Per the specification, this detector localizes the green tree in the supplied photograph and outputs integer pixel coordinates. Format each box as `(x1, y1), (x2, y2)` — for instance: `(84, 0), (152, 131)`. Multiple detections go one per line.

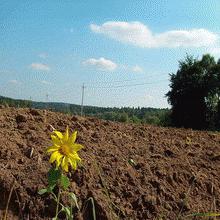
(143, 114), (160, 125)
(130, 115), (140, 124)
(210, 60), (220, 128)
(118, 112), (129, 122)
(166, 54), (220, 129)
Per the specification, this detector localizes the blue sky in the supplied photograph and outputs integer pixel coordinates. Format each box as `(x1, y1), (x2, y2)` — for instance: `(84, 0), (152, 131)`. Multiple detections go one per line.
(0, 0), (220, 108)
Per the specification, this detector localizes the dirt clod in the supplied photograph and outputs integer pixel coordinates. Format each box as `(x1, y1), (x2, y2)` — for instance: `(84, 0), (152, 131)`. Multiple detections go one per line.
(16, 114), (27, 123)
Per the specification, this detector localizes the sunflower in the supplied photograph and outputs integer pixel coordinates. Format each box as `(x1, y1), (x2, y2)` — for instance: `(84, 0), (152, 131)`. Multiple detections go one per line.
(47, 127), (83, 172)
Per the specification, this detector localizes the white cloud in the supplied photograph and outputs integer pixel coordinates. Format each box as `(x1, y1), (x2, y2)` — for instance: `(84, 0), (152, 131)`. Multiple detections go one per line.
(90, 21), (218, 48)
(39, 53), (48, 59)
(83, 57), (117, 71)
(132, 65), (143, 73)
(30, 63), (50, 71)
(40, 80), (52, 85)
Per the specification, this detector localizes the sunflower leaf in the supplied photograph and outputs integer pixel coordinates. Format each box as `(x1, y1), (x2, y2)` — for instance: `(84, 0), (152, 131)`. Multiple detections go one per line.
(38, 188), (48, 195)
(47, 184), (56, 193)
(188, 212), (220, 217)
(48, 168), (61, 186)
(63, 206), (71, 218)
(60, 174), (70, 190)
(69, 192), (79, 209)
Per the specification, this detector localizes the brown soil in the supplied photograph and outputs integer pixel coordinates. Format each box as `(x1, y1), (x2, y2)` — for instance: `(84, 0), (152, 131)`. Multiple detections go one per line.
(0, 106), (220, 220)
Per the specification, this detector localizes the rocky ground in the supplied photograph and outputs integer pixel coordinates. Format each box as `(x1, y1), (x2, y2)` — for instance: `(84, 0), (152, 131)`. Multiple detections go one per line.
(0, 106), (220, 220)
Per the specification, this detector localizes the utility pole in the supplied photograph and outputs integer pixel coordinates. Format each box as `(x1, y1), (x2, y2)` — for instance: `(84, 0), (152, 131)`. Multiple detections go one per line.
(81, 83), (85, 116)
(46, 93), (49, 102)
(46, 93), (49, 110)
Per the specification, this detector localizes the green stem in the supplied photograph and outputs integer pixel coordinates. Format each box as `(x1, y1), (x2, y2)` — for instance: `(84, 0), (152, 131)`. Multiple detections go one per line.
(51, 192), (57, 201)
(55, 187), (61, 219)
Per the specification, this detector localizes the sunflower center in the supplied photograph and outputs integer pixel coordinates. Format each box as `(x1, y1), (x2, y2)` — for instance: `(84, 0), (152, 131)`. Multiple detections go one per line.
(59, 144), (71, 156)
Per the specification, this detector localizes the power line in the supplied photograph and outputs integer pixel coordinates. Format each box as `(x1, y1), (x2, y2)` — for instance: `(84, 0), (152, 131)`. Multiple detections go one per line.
(80, 83), (86, 116)
(47, 74), (169, 92)
(85, 72), (170, 85)
(88, 79), (168, 89)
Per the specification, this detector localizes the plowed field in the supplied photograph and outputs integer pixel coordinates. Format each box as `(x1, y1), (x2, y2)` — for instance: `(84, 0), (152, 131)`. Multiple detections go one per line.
(0, 106), (220, 219)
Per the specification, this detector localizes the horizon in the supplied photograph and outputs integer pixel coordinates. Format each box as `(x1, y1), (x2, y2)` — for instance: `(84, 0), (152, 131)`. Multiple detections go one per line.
(1, 1), (220, 108)
(0, 95), (170, 110)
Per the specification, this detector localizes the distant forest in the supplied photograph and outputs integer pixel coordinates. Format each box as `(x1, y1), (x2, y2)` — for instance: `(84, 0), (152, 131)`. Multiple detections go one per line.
(0, 95), (171, 126)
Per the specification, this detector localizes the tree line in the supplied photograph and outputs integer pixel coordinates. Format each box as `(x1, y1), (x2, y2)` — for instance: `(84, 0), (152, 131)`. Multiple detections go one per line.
(0, 96), (170, 126)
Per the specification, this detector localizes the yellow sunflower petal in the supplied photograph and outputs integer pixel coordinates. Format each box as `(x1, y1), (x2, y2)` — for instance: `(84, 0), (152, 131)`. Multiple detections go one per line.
(46, 145), (59, 153)
(61, 157), (69, 172)
(53, 130), (63, 139)
(69, 131), (77, 144)
(55, 153), (63, 168)
(69, 152), (81, 162)
(51, 135), (61, 145)
(72, 143), (83, 152)
(63, 126), (69, 141)
(68, 158), (77, 170)
(56, 156), (63, 168)
(49, 151), (61, 164)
